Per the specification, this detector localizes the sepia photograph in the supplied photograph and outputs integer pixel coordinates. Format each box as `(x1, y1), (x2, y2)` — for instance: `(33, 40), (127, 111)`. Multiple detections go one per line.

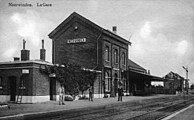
(0, 0), (194, 119)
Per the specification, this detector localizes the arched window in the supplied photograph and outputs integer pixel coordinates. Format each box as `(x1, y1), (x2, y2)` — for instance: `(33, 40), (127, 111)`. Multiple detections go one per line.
(105, 72), (111, 91)
(122, 52), (125, 65)
(121, 76), (126, 91)
(105, 46), (109, 61)
(123, 78), (126, 91)
(114, 49), (118, 64)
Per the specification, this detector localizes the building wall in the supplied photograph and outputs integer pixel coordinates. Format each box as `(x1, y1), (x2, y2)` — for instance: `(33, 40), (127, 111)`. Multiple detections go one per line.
(164, 80), (183, 90)
(0, 62), (52, 103)
(32, 67), (50, 96)
(102, 34), (128, 96)
(0, 68), (33, 95)
(53, 18), (102, 70)
(164, 72), (184, 92)
(93, 73), (102, 95)
(82, 73), (103, 98)
(51, 18), (106, 98)
(0, 67), (33, 102)
(51, 15), (129, 98)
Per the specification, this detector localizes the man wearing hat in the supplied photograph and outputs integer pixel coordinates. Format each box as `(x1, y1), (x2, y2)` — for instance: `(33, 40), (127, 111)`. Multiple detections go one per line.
(118, 81), (123, 101)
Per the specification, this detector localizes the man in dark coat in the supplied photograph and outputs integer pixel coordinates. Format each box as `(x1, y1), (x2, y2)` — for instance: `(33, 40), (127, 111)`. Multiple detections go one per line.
(118, 86), (123, 101)
(89, 86), (93, 101)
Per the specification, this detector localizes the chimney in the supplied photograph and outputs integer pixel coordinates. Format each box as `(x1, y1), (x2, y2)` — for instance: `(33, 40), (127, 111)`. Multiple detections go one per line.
(40, 39), (46, 61)
(112, 26), (117, 34)
(14, 57), (20, 61)
(148, 70), (150, 74)
(21, 39), (30, 61)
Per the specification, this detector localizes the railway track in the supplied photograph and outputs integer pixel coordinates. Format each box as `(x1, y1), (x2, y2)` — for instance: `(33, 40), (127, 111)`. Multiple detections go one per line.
(126, 98), (194, 120)
(36, 95), (194, 120)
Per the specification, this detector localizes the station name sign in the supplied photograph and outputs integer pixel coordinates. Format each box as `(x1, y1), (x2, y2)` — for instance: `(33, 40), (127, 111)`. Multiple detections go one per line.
(22, 69), (29, 74)
(67, 38), (86, 44)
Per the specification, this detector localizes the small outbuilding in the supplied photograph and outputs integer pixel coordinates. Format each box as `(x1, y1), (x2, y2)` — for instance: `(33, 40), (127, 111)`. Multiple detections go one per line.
(0, 40), (60, 103)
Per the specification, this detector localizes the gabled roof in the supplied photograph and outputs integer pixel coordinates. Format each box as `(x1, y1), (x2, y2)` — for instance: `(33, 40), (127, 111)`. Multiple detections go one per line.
(164, 71), (184, 80)
(127, 59), (164, 81)
(48, 12), (131, 45)
(128, 59), (146, 73)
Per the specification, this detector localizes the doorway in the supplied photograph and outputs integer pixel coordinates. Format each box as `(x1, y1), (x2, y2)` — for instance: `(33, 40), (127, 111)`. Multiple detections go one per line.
(9, 76), (17, 101)
(50, 78), (56, 100)
(114, 73), (118, 96)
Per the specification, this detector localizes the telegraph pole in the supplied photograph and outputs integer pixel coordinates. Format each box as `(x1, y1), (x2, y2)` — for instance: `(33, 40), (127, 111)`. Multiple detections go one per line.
(182, 66), (189, 94)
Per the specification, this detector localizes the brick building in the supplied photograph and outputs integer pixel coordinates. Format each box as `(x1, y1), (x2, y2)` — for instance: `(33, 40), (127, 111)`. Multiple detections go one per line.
(0, 40), (60, 103)
(164, 71), (184, 93)
(49, 12), (131, 98)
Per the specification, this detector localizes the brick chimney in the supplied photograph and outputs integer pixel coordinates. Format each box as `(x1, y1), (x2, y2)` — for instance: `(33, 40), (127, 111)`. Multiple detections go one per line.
(40, 39), (46, 61)
(21, 39), (30, 61)
(112, 26), (117, 34)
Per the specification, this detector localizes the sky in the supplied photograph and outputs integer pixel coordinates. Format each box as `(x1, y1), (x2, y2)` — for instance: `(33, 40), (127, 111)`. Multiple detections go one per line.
(0, 0), (194, 84)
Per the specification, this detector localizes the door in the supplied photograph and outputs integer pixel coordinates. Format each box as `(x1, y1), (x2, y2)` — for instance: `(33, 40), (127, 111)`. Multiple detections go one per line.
(9, 76), (17, 101)
(50, 78), (56, 100)
(114, 73), (118, 96)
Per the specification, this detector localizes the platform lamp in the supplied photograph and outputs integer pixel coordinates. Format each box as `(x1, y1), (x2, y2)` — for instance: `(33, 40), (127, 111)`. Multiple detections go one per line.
(182, 66), (189, 94)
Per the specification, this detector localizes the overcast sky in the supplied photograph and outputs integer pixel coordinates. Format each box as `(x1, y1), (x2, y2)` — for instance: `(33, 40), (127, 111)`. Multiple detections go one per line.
(0, 0), (194, 84)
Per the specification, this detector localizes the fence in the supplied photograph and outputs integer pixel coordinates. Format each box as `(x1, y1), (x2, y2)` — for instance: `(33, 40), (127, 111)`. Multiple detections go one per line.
(150, 88), (176, 94)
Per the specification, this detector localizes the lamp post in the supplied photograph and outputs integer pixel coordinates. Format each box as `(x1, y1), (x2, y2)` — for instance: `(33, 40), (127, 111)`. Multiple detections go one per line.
(182, 66), (189, 94)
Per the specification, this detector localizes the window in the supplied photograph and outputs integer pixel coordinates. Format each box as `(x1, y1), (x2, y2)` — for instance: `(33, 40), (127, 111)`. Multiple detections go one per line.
(0, 77), (3, 88)
(105, 46), (109, 61)
(121, 52), (125, 65)
(20, 75), (26, 89)
(105, 72), (111, 91)
(114, 49), (118, 64)
(123, 78), (126, 91)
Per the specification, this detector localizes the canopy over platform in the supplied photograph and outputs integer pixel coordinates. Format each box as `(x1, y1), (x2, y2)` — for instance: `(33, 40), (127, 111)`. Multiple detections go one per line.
(128, 70), (164, 82)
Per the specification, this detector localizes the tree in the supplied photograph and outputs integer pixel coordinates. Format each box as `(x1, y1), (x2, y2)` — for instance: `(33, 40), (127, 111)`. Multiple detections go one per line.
(50, 63), (97, 97)
(77, 70), (97, 96)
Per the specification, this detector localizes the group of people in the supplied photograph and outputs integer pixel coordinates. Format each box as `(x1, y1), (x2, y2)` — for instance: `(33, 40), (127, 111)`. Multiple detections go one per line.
(58, 84), (124, 105)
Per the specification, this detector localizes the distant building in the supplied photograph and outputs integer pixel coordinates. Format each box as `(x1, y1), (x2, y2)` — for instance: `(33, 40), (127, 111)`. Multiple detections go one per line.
(163, 71), (184, 93)
(49, 12), (131, 98)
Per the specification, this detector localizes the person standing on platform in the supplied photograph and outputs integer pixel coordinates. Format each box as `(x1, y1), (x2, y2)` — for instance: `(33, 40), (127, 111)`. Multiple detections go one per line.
(89, 86), (93, 101)
(118, 86), (123, 101)
(120, 87), (123, 101)
(58, 84), (65, 105)
(118, 87), (121, 101)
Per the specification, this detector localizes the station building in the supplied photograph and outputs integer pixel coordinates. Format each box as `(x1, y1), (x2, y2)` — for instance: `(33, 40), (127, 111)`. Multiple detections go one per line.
(48, 12), (131, 98)
(0, 12), (164, 103)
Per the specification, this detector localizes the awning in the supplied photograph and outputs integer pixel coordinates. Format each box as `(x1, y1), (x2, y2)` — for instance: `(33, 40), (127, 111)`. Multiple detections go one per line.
(128, 70), (164, 82)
